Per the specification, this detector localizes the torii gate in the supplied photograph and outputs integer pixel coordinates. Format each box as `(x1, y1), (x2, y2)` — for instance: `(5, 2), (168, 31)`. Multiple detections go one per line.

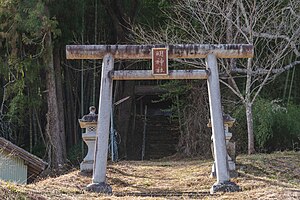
(66, 44), (253, 194)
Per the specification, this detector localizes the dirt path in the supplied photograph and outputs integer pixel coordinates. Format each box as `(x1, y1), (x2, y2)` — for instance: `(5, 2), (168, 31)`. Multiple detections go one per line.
(1, 151), (299, 199)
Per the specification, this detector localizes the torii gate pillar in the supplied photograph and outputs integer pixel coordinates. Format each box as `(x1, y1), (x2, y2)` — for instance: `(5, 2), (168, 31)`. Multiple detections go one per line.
(206, 54), (240, 193)
(86, 54), (114, 193)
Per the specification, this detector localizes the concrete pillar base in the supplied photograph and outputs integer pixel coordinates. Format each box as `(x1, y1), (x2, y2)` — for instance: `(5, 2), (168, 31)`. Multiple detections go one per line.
(210, 181), (241, 194)
(86, 182), (112, 194)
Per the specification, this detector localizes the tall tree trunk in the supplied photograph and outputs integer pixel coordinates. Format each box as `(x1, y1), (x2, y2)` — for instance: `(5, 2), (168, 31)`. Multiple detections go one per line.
(44, 31), (66, 168)
(93, 0), (98, 105)
(54, 45), (67, 160)
(29, 107), (33, 153)
(117, 80), (134, 158)
(65, 68), (75, 147)
(245, 102), (255, 154)
(226, 1), (236, 71)
(245, 57), (255, 154)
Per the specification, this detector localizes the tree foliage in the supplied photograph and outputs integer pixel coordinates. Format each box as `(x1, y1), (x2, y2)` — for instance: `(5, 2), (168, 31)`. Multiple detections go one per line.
(0, 0), (63, 165)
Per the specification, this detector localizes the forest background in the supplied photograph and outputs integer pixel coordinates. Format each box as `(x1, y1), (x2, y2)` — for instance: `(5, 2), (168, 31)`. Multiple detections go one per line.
(0, 0), (299, 170)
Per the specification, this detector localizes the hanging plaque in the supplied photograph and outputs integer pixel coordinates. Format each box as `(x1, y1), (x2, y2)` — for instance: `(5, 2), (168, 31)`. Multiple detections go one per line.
(152, 48), (168, 75)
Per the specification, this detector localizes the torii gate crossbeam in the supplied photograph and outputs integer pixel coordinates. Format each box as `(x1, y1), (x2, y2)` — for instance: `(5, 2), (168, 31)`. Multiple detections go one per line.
(66, 44), (253, 194)
(67, 44), (253, 59)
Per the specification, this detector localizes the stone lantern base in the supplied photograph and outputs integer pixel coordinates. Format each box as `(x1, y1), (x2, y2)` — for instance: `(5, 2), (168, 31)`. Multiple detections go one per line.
(80, 131), (96, 172)
(211, 140), (238, 178)
(79, 121), (97, 172)
(208, 115), (238, 179)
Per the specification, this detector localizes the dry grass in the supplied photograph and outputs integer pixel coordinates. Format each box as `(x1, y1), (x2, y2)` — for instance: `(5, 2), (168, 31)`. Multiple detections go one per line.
(0, 151), (299, 199)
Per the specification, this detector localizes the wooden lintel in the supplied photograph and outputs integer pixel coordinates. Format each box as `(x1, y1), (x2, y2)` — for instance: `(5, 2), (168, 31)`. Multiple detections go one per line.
(110, 70), (208, 80)
(66, 44), (253, 60)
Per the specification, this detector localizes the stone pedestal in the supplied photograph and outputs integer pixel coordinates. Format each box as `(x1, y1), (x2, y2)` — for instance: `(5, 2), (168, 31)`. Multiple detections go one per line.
(86, 182), (112, 194)
(210, 181), (241, 193)
(79, 121), (97, 172)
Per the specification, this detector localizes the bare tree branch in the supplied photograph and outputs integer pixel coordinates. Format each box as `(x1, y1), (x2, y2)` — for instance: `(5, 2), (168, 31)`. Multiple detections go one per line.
(231, 61), (300, 75)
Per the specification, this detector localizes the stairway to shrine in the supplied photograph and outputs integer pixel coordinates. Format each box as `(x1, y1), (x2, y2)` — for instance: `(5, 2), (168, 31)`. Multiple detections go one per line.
(145, 116), (179, 159)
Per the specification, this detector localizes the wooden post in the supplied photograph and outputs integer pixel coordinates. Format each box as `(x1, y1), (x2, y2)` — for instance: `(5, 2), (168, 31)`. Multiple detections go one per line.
(141, 105), (147, 160)
(86, 54), (114, 194)
(206, 54), (240, 193)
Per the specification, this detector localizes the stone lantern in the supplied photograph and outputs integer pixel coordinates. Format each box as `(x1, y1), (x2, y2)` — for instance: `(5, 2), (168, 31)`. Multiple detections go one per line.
(208, 113), (237, 178)
(79, 106), (98, 172)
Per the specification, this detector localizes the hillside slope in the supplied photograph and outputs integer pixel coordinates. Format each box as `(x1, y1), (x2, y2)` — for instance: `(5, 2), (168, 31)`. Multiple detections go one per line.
(0, 151), (299, 199)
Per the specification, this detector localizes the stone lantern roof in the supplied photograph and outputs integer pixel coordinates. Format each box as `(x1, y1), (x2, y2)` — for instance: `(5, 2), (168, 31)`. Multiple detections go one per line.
(223, 114), (236, 127)
(78, 106), (98, 128)
(207, 113), (236, 128)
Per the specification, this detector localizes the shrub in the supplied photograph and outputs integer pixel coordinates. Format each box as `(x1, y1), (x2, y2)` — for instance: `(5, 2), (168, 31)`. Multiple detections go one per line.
(269, 104), (300, 151)
(232, 98), (300, 153)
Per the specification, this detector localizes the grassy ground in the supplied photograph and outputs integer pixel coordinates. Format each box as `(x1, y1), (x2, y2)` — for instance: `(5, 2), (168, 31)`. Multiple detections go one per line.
(0, 151), (299, 199)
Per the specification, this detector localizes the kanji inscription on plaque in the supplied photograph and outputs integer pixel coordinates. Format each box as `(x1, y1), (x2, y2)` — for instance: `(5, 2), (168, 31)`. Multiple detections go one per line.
(152, 48), (168, 75)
